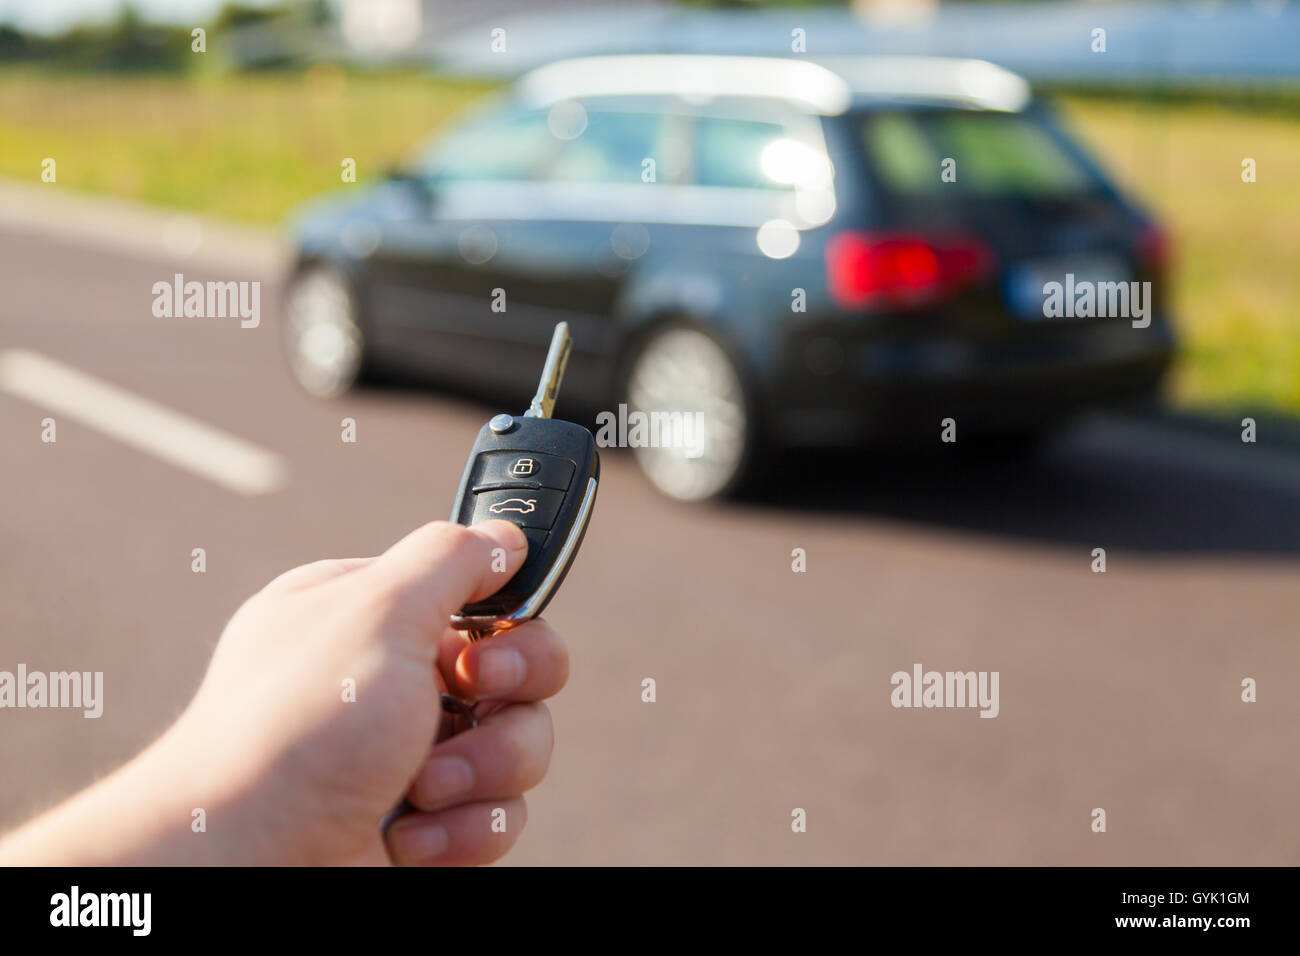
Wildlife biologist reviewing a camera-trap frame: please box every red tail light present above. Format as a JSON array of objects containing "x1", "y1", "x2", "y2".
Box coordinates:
[
  {"x1": 826, "y1": 231, "x2": 995, "y2": 310},
  {"x1": 1136, "y1": 223, "x2": 1172, "y2": 275}
]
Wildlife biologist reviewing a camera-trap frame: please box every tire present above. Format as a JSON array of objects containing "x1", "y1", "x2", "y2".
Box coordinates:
[
  {"x1": 622, "y1": 323, "x2": 755, "y2": 502},
  {"x1": 281, "y1": 265, "x2": 367, "y2": 398}
]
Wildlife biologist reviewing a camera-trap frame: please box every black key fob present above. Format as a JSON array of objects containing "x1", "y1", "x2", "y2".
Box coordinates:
[{"x1": 448, "y1": 323, "x2": 599, "y2": 631}]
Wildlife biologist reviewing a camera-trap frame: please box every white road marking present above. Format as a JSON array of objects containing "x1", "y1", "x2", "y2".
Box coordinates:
[{"x1": 0, "y1": 349, "x2": 288, "y2": 495}]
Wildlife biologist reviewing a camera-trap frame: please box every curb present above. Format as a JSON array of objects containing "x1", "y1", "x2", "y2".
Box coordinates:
[{"x1": 0, "y1": 179, "x2": 290, "y2": 277}]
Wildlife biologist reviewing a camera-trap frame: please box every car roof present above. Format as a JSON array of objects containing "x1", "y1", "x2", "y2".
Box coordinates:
[{"x1": 515, "y1": 54, "x2": 1031, "y2": 116}]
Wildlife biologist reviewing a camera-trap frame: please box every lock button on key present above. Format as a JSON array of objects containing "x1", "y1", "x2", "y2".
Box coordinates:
[{"x1": 471, "y1": 450, "x2": 575, "y2": 492}]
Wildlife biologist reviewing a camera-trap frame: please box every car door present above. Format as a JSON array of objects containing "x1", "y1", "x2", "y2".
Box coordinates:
[
  {"x1": 467, "y1": 105, "x2": 687, "y2": 410},
  {"x1": 362, "y1": 103, "x2": 559, "y2": 392}
]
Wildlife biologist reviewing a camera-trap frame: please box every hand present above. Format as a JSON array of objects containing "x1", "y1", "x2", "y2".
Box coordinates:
[{"x1": 0, "y1": 520, "x2": 569, "y2": 867}]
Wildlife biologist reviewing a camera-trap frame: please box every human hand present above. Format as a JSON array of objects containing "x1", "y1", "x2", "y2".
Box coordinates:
[{"x1": 0, "y1": 520, "x2": 569, "y2": 867}]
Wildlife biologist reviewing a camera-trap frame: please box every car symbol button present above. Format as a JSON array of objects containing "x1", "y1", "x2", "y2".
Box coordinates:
[
  {"x1": 469, "y1": 488, "x2": 565, "y2": 530},
  {"x1": 471, "y1": 451, "x2": 575, "y2": 491}
]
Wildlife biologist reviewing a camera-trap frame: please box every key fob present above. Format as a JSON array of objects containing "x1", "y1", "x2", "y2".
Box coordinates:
[{"x1": 449, "y1": 416, "x2": 599, "y2": 627}]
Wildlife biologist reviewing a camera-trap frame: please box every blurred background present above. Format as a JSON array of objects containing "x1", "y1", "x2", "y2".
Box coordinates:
[
  {"x1": 1, "y1": 0, "x2": 1297, "y2": 410},
  {"x1": 0, "y1": 0, "x2": 1297, "y2": 865}
]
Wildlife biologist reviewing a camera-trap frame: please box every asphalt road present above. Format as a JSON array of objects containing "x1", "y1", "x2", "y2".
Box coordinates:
[{"x1": 1, "y1": 222, "x2": 1296, "y2": 866}]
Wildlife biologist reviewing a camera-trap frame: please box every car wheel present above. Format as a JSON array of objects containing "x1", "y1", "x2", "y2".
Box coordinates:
[
  {"x1": 623, "y1": 324, "x2": 753, "y2": 502},
  {"x1": 282, "y1": 266, "x2": 366, "y2": 398}
]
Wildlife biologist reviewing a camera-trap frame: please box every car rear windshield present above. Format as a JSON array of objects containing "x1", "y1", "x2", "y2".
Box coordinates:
[{"x1": 859, "y1": 109, "x2": 1106, "y2": 198}]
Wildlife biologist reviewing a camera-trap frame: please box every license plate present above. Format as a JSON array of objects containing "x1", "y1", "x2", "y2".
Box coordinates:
[{"x1": 1003, "y1": 256, "x2": 1132, "y2": 320}]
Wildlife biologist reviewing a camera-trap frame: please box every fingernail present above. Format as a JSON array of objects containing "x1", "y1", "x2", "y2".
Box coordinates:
[
  {"x1": 480, "y1": 520, "x2": 528, "y2": 552},
  {"x1": 418, "y1": 756, "x2": 474, "y2": 806},
  {"x1": 476, "y1": 647, "x2": 526, "y2": 694},
  {"x1": 394, "y1": 822, "x2": 449, "y2": 863}
]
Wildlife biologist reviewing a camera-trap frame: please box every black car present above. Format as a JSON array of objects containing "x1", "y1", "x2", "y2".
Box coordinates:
[{"x1": 284, "y1": 54, "x2": 1174, "y2": 501}]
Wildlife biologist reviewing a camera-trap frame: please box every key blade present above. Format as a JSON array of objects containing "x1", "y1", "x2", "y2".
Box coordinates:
[{"x1": 524, "y1": 322, "x2": 572, "y2": 419}]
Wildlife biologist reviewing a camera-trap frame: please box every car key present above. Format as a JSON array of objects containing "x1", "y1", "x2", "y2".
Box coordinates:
[
  {"x1": 382, "y1": 322, "x2": 598, "y2": 832},
  {"x1": 448, "y1": 321, "x2": 599, "y2": 635}
]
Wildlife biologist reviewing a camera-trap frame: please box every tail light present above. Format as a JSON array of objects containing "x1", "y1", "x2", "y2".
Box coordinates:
[
  {"x1": 1136, "y1": 223, "x2": 1172, "y2": 275},
  {"x1": 826, "y1": 231, "x2": 995, "y2": 310}
]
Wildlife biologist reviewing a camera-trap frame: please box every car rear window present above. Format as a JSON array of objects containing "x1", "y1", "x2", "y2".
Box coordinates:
[{"x1": 859, "y1": 110, "x2": 1103, "y2": 198}]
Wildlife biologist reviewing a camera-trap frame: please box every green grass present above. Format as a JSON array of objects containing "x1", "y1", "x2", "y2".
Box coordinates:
[
  {"x1": 0, "y1": 67, "x2": 491, "y2": 223},
  {"x1": 0, "y1": 67, "x2": 1296, "y2": 415},
  {"x1": 1058, "y1": 94, "x2": 1300, "y2": 414}
]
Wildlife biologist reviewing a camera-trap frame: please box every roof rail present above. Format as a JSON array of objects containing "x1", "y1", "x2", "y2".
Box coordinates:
[{"x1": 517, "y1": 55, "x2": 854, "y2": 115}]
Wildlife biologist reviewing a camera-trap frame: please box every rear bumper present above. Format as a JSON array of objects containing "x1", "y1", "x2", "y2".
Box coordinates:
[{"x1": 767, "y1": 319, "x2": 1176, "y2": 446}]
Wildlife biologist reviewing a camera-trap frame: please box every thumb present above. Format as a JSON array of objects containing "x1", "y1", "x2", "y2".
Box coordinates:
[{"x1": 367, "y1": 520, "x2": 529, "y2": 633}]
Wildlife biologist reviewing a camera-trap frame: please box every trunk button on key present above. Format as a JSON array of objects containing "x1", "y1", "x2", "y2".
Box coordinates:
[{"x1": 470, "y1": 488, "x2": 565, "y2": 530}]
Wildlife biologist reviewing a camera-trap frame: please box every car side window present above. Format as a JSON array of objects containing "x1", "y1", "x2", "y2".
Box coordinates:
[
  {"x1": 545, "y1": 110, "x2": 667, "y2": 184},
  {"x1": 417, "y1": 107, "x2": 555, "y2": 182},
  {"x1": 693, "y1": 117, "x2": 791, "y2": 190}
]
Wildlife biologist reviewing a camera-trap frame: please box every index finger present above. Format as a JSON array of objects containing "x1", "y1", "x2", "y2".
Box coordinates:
[{"x1": 437, "y1": 618, "x2": 569, "y2": 702}]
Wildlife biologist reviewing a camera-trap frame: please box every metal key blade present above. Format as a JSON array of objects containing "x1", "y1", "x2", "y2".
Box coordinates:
[{"x1": 524, "y1": 322, "x2": 572, "y2": 419}]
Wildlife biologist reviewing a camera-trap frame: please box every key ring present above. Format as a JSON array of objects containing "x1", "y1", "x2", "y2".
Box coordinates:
[{"x1": 438, "y1": 693, "x2": 480, "y2": 732}]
